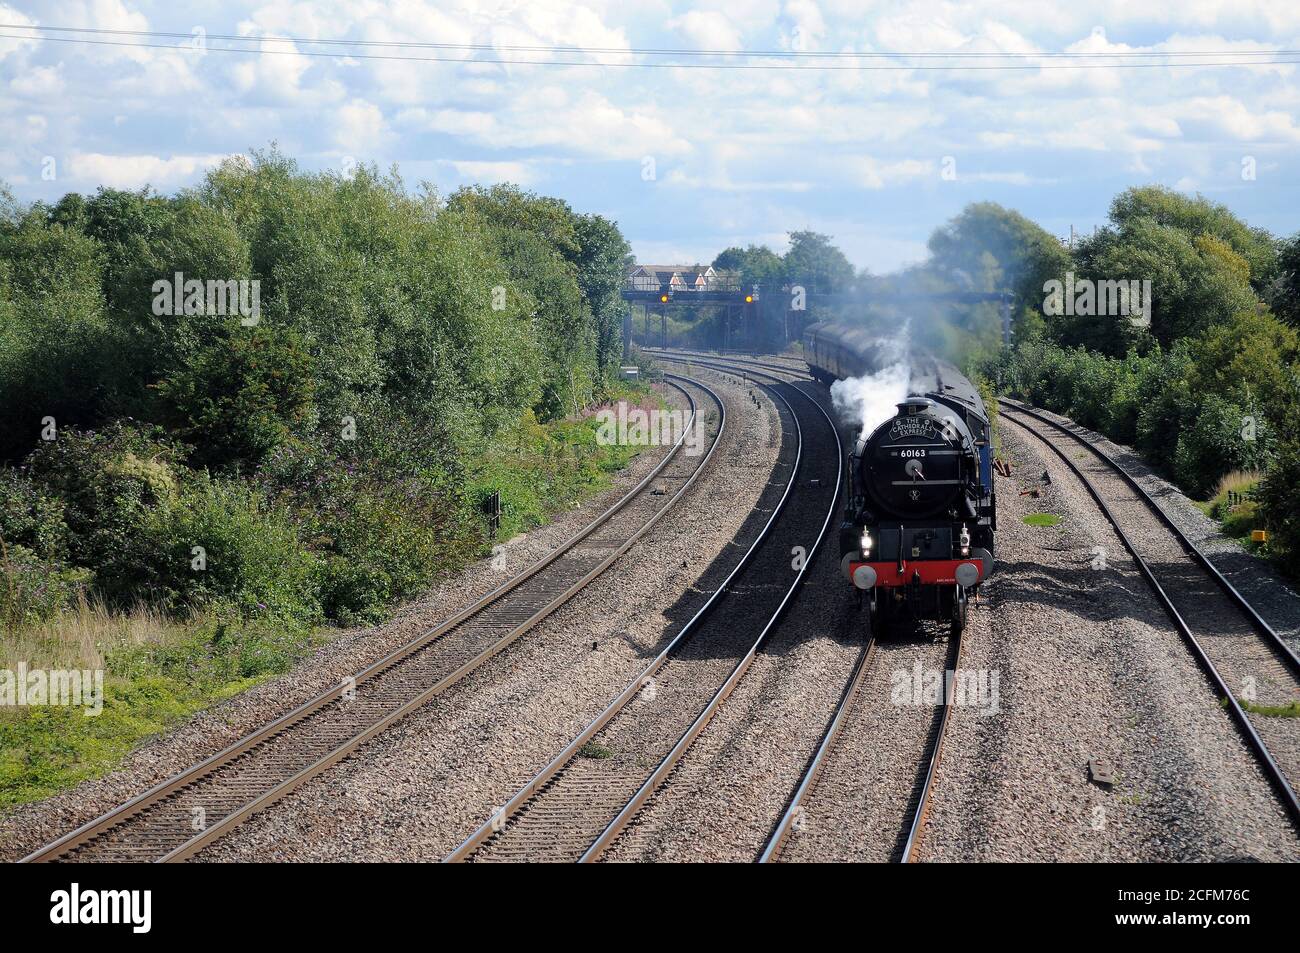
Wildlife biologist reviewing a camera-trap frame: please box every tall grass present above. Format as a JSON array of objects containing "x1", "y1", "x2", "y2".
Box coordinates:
[
  {"x1": 1213, "y1": 470, "x2": 1263, "y2": 501},
  {"x1": 0, "y1": 592, "x2": 176, "y2": 673},
  {"x1": 1206, "y1": 470, "x2": 1265, "y2": 542}
]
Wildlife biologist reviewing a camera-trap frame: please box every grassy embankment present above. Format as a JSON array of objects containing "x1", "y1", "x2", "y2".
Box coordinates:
[{"x1": 0, "y1": 382, "x2": 661, "y2": 808}]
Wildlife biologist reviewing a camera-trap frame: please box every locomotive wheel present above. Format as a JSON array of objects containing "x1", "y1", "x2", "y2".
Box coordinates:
[
  {"x1": 870, "y1": 590, "x2": 890, "y2": 638},
  {"x1": 949, "y1": 585, "x2": 968, "y2": 638}
]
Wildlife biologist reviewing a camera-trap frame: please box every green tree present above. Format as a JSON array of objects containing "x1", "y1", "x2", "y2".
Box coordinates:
[
  {"x1": 446, "y1": 183, "x2": 595, "y2": 417},
  {"x1": 713, "y1": 244, "x2": 785, "y2": 292},
  {"x1": 1270, "y1": 232, "x2": 1300, "y2": 327},
  {"x1": 0, "y1": 210, "x2": 117, "y2": 460},
  {"x1": 926, "y1": 201, "x2": 1069, "y2": 342},
  {"x1": 154, "y1": 323, "x2": 317, "y2": 471},
  {"x1": 783, "y1": 230, "x2": 854, "y2": 294},
  {"x1": 572, "y1": 213, "x2": 633, "y2": 376},
  {"x1": 1068, "y1": 218, "x2": 1259, "y2": 352},
  {"x1": 1108, "y1": 185, "x2": 1278, "y2": 292}
]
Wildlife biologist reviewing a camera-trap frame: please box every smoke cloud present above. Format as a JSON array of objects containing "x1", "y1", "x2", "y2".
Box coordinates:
[{"x1": 829, "y1": 324, "x2": 913, "y2": 436}]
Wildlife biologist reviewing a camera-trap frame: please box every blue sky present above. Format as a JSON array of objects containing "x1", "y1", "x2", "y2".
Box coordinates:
[{"x1": 2, "y1": 1, "x2": 1300, "y2": 273}]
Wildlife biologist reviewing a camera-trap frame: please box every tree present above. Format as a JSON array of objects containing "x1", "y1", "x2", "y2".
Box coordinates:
[
  {"x1": 713, "y1": 244, "x2": 784, "y2": 292},
  {"x1": 1068, "y1": 216, "x2": 1259, "y2": 353},
  {"x1": 1270, "y1": 232, "x2": 1300, "y2": 327},
  {"x1": 1108, "y1": 186, "x2": 1278, "y2": 293},
  {"x1": 782, "y1": 230, "x2": 854, "y2": 294},
  {"x1": 572, "y1": 213, "x2": 632, "y2": 376},
  {"x1": 153, "y1": 323, "x2": 317, "y2": 471},
  {"x1": 0, "y1": 209, "x2": 117, "y2": 461},
  {"x1": 926, "y1": 201, "x2": 1070, "y2": 340}
]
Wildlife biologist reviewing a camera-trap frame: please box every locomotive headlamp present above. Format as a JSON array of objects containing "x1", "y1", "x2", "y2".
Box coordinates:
[
  {"x1": 959, "y1": 525, "x2": 971, "y2": 557},
  {"x1": 860, "y1": 531, "x2": 873, "y2": 554}
]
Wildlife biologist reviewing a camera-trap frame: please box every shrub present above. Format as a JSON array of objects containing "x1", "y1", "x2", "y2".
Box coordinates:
[
  {"x1": 0, "y1": 541, "x2": 93, "y2": 629},
  {"x1": 153, "y1": 323, "x2": 317, "y2": 471},
  {"x1": 0, "y1": 469, "x2": 68, "y2": 559},
  {"x1": 317, "y1": 485, "x2": 466, "y2": 625},
  {"x1": 22, "y1": 423, "x2": 185, "y2": 591},
  {"x1": 149, "y1": 477, "x2": 322, "y2": 621},
  {"x1": 1172, "y1": 395, "x2": 1275, "y2": 499}
]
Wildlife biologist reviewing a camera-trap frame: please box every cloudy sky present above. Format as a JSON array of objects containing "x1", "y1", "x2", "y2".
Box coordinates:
[{"x1": 2, "y1": 1, "x2": 1299, "y2": 272}]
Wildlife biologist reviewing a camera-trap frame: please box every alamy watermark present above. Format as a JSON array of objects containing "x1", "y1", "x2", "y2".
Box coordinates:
[
  {"x1": 0, "y1": 663, "x2": 103, "y2": 715},
  {"x1": 50, "y1": 884, "x2": 151, "y2": 933},
  {"x1": 595, "y1": 402, "x2": 705, "y2": 456},
  {"x1": 890, "y1": 662, "x2": 1000, "y2": 716},
  {"x1": 1043, "y1": 271, "x2": 1151, "y2": 328},
  {"x1": 151, "y1": 271, "x2": 260, "y2": 326}
]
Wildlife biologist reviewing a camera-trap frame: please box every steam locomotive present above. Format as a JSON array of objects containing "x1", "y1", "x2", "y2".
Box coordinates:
[{"x1": 803, "y1": 322, "x2": 996, "y2": 636}]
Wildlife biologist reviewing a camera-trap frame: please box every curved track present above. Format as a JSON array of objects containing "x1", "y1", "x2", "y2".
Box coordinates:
[
  {"x1": 23, "y1": 376, "x2": 726, "y2": 863},
  {"x1": 644, "y1": 347, "x2": 807, "y2": 381},
  {"x1": 446, "y1": 358, "x2": 843, "y2": 862},
  {"x1": 999, "y1": 400, "x2": 1300, "y2": 830},
  {"x1": 674, "y1": 352, "x2": 973, "y2": 863}
]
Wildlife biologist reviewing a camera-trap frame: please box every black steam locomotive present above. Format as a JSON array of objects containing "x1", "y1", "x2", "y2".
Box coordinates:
[{"x1": 803, "y1": 322, "x2": 996, "y2": 636}]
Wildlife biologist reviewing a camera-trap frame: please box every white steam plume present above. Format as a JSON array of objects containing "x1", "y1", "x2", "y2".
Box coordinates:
[{"x1": 829, "y1": 324, "x2": 913, "y2": 436}]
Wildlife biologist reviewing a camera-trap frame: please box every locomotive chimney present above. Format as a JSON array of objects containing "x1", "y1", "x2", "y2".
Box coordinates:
[{"x1": 897, "y1": 396, "x2": 933, "y2": 415}]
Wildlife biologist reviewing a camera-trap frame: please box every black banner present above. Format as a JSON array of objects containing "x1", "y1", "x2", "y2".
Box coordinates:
[{"x1": 0, "y1": 861, "x2": 1282, "y2": 939}]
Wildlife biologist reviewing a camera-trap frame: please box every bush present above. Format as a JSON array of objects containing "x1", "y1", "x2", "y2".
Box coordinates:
[
  {"x1": 22, "y1": 422, "x2": 185, "y2": 590},
  {"x1": 0, "y1": 542, "x2": 93, "y2": 628},
  {"x1": 318, "y1": 484, "x2": 468, "y2": 625},
  {"x1": 149, "y1": 477, "x2": 322, "y2": 621},
  {"x1": 0, "y1": 469, "x2": 68, "y2": 559},
  {"x1": 1258, "y1": 441, "x2": 1300, "y2": 573},
  {"x1": 1172, "y1": 396, "x2": 1275, "y2": 499},
  {"x1": 154, "y1": 323, "x2": 317, "y2": 471}
]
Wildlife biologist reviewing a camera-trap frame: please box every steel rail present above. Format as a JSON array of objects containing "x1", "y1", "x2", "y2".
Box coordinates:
[
  {"x1": 23, "y1": 375, "x2": 724, "y2": 863},
  {"x1": 1001, "y1": 399, "x2": 1300, "y2": 678},
  {"x1": 999, "y1": 403, "x2": 1300, "y2": 829},
  {"x1": 657, "y1": 352, "x2": 971, "y2": 863},
  {"x1": 645, "y1": 347, "x2": 808, "y2": 379},
  {"x1": 900, "y1": 626, "x2": 966, "y2": 862},
  {"x1": 760, "y1": 620, "x2": 962, "y2": 863},
  {"x1": 447, "y1": 359, "x2": 841, "y2": 862},
  {"x1": 579, "y1": 367, "x2": 843, "y2": 861},
  {"x1": 758, "y1": 635, "x2": 877, "y2": 862}
]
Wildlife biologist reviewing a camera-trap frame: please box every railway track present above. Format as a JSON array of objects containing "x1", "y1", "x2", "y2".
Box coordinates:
[
  {"x1": 22, "y1": 376, "x2": 726, "y2": 863},
  {"x1": 999, "y1": 400, "x2": 1300, "y2": 830},
  {"x1": 446, "y1": 359, "x2": 842, "y2": 862},
  {"x1": 644, "y1": 346, "x2": 808, "y2": 380},
  {"x1": 758, "y1": 620, "x2": 965, "y2": 862},
  {"x1": 661, "y1": 352, "x2": 971, "y2": 863}
]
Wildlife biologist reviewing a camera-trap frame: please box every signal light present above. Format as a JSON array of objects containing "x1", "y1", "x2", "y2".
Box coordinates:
[
  {"x1": 660, "y1": 294, "x2": 669, "y2": 303},
  {"x1": 745, "y1": 294, "x2": 754, "y2": 303}
]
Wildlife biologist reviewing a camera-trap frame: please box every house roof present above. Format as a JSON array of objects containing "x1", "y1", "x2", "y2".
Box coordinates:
[{"x1": 628, "y1": 264, "x2": 715, "y2": 277}]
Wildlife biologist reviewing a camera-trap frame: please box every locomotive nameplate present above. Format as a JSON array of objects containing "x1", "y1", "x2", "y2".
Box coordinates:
[{"x1": 889, "y1": 417, "x2": 937, "y2": 440}]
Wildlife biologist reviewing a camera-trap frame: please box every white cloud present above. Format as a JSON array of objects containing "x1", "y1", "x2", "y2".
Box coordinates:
[
  {"x1": 445, "y1": 159, "x2": 541, "y2": 186},
  {"x1": 857, "y1": 157, "x2": 934, "y2": 188},
  {"x1": 784, "y1": 0, "x2": 827, "y2": 51},
  {"x1": 2, "y1": 0, "x2": 1300, "y2": 272},
  {"x1": 668, "y1": 11, "x2": 743, "y2": 52},
  {"x1": 0, "y1": 3, "x2": 38, "y2": 61},
  {"x1": 9, "y1": 64, "x2": 62, "y2": 97},
  {"x1": 65, "y1": 152, "x2": 230, "y2": 189},
  {"x1": 405, "y1": 90, "x2": 691, "y2": 160},
  {"x1": 334, "y1": 98, "x2": 388, "y2": 149}
]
